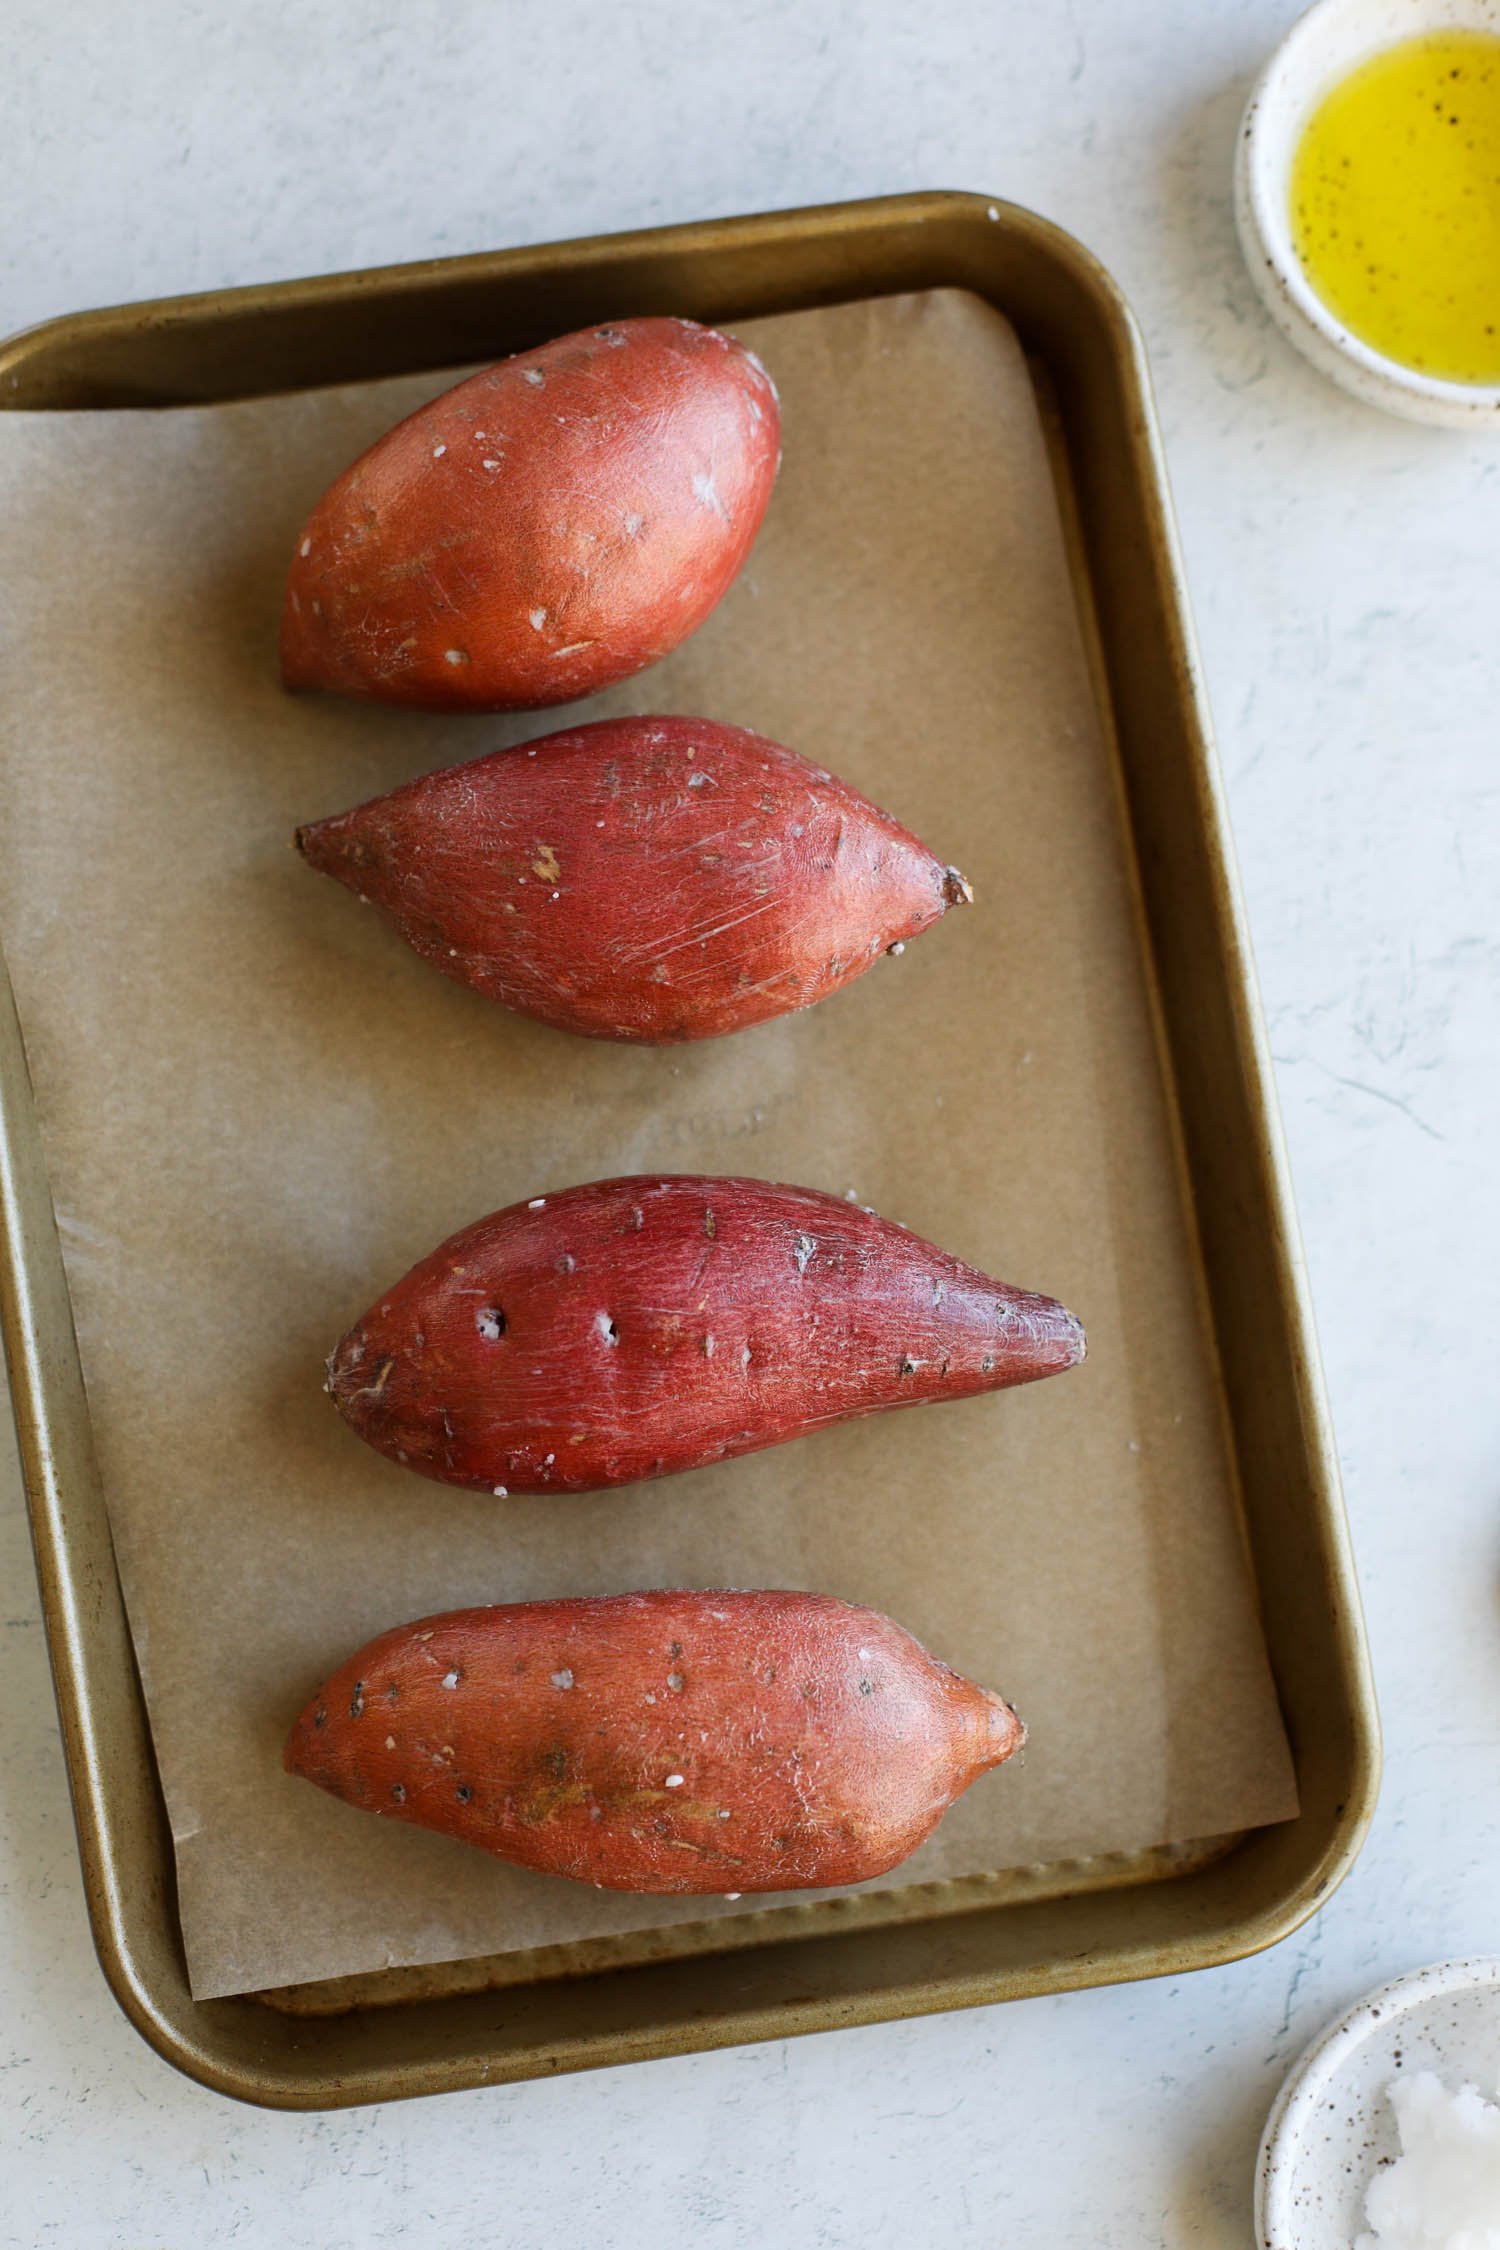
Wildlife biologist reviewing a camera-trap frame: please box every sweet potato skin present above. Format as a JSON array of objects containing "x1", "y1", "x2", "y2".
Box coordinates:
[
  {"x1": 296, "y1": 716, "x2": 970, "y2": 1042},
  {"x1": 280, "y1": 318, "x2": 779, "y2": 711},
  {"x1": 326, "y1": 1175, "x2": 1085, "y2": 1494},
  {"x1": 283, "y1": 1590, "x2": 1024, "y2": 1892}
]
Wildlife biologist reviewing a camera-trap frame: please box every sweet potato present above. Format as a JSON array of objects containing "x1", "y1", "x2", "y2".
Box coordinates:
[
  {"x1": 326, "y1": 1174, "x2": 1085, "y2": 1493},
  {"x1": 283, "y1": 1589, "x2": 1023, "y2": 1892},
  {"x1": 280, "y1": 317, "x2": 779, "y2": 711},
  {"x1": 296, "y1": 716, "x2": 971, "y2": 1042}
]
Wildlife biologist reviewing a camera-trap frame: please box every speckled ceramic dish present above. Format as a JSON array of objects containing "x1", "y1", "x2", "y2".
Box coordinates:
[
  {"x1": 1257, "y1": 1956, "x2": 1500, "y2": 2247},
  {"x1": 1235, "y1": 0, "x2": 1500, "y2": 427}
]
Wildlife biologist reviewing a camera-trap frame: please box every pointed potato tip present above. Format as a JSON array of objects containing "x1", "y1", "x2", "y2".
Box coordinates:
[
  {"x1": 282, "y1": 1702, "x2": 316, "y2": 1778},
  {"x1": 278, "y1": 616, "x2": 318, "y2": 695},
  {"x1": 323, "y1": 1338, "x2": 355, "y2": 1409},
  {"x1": 984, "y1": 1689, "x2": 1026, "y2": 1767},
  {"x1": 942, "y1": 866, "x2": 974, "y2": 908},
  {"x1": 279, "y1": 573, "x2": 340, "y2": 695},
  {"x1": 1017, "y1": 1296, "x2": 1087, "y2": 1377},
  {"x1": 297, "y1": 815, "x2": 348, "y2": 879}
]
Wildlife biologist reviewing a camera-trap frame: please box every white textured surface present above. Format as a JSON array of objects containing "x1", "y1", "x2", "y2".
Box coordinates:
[{"x1": 3, "y1": 1, "x2": 1498, "y2": 2242}]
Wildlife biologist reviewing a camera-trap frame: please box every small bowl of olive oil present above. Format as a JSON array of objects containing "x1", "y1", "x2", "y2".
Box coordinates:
[{"x1": 1236, "y1": 0, "x2": 1500, "y2": 425}]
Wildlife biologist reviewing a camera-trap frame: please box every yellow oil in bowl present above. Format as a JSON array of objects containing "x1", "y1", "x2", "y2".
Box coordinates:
[{"x1": 1290, "y1": 30, "x2": 1500, "y2": 384}]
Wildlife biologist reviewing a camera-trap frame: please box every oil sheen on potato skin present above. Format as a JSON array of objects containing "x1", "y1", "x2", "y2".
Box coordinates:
[{"x1": 1290, "y1": 30, "x2": 1500, "y2": 384}]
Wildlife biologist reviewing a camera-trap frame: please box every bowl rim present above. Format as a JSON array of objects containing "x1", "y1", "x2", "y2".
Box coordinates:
[{"x1": 1236, "y1": 0, "x2": 1500, "y2": 424}]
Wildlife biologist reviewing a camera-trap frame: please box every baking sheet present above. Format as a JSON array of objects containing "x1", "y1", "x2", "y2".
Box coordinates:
[{"x1": 0, "y1": 288, "x2": 1296, "y2": 2000}]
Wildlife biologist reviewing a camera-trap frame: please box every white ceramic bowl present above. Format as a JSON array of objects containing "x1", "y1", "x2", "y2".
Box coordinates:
[
  {"x1": 1235, "y1": 0, "x2": 1500, "y2": 426},
  {"x1": 1257, "y1": 1956, "x2": 1500, "y2": 2247}
]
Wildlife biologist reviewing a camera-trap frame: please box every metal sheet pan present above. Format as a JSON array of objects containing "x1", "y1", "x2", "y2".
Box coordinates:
[{"x1": 0, "y1": 191, "x2": 1379, "y2": 2108}]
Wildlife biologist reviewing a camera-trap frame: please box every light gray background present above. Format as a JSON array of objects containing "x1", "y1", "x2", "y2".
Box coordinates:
[{"x1": 5, "y1": 2, "x2": 1497, "y2": 2243}]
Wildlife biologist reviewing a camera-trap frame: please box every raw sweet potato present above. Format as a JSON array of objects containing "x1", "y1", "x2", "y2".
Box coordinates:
[
  {"x1": 280, "y1": 317, "x2": 780, "y2": 711},
  {"x1": 296, "y1": 716, "x2": 971, "y2": 1042},
  {"x1": 326, "y1": 1174, "x2": 1085, "y2": 1493},
  {"x1": 283, "y1": 1589, "x2": 1024, "y2": 1893}
]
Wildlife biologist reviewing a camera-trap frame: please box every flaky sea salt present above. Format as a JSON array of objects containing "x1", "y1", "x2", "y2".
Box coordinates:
[{"x1": 1356, "y1": 2070, "x2": 1500, "y2": 2250}]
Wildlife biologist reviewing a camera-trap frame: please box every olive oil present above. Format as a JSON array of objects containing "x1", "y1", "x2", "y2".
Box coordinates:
[{"x1": 1290, "y1": 31, "x2": 1500, "y2": 384}]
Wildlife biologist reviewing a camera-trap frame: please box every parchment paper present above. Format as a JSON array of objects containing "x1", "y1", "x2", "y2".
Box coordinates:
[{"x1": 0, "y1": 290, "x2": 1297, "y2": 2000}]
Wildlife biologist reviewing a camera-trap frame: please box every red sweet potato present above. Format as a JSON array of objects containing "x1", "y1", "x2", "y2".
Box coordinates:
[
  {"x1": 280, "y1": 317, "x2": 779, "y2": 711},
  {"x1": 326, "y1": 1175, "x2": 1084, "y2": 1494},
  {"x1": 283, "y1": 1589, "x2": 1023, "y2": 1893},
  {"x1": 296, "y1": 716, "x2": 971, "y2": 1043}
]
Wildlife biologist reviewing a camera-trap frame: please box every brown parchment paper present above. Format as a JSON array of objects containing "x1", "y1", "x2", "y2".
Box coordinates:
[{"x1": 0, "y1": 290, "x2": 1297, "y2": 2001}]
